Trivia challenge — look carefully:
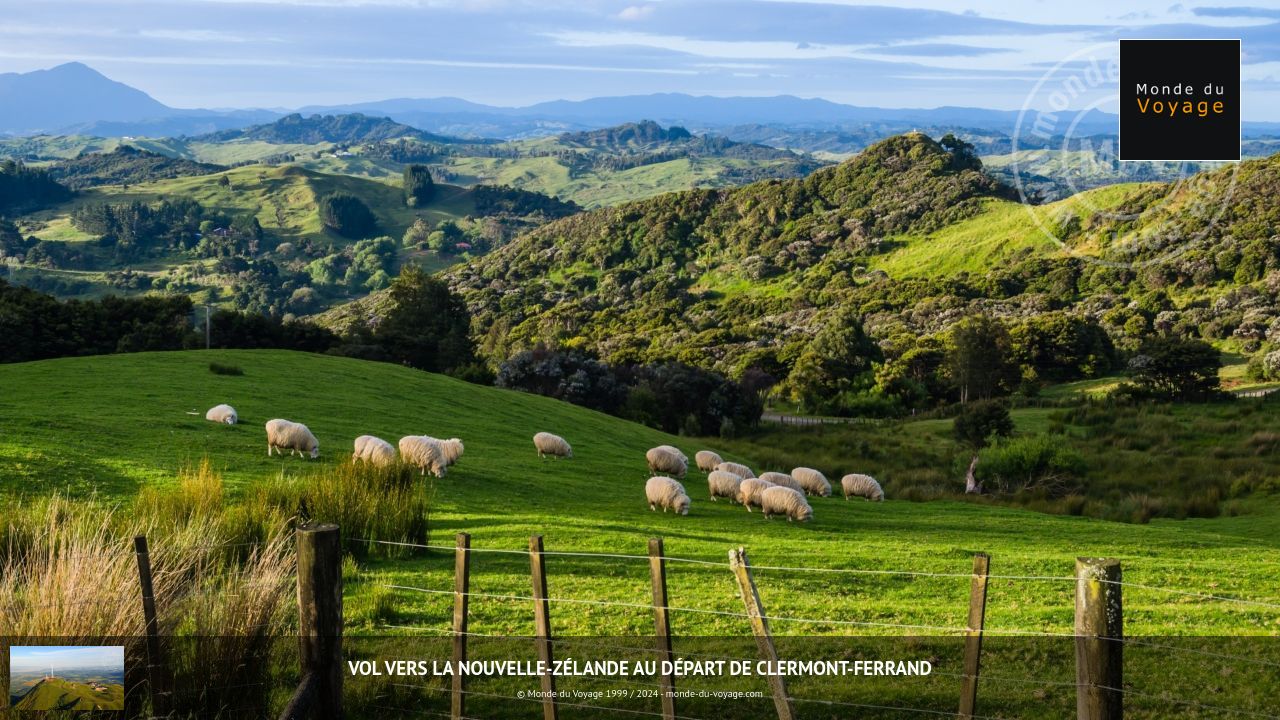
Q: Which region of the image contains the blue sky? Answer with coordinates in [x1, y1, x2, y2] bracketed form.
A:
[10, 645, 124, 672]
[1, 1, 1278, 117]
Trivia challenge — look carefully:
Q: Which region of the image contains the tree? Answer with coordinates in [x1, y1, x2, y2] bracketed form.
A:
[953, 399, 1014, 493]
[403, 164, 434, 207]
[318, 192, 377, 239]
[1127, 336, 1221, 401]
[944, 314, 1020, 403]
[373, 265, 476, 372]
[787, 307, 881, 412]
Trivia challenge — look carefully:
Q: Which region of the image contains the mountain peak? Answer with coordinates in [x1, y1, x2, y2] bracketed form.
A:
[0, 62, 172, 134]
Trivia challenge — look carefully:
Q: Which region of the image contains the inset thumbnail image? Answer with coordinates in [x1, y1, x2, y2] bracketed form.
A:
[8, 646, 125, 711]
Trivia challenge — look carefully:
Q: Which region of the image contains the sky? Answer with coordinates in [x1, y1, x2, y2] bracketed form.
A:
[9, 645, 124, 672]
[1, 0, 1279, 117]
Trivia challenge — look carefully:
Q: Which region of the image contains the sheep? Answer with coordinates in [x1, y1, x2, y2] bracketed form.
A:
[265, 419, 319, 459]
[737, 477, 776, 512]
[841, 473, 885, 502]
[656, 445, 689, 463]
[760, 486, 813, 522]
[716, 461, 756, 479]
[759, 471, 804, 493]
[439, 438, 465, 466]
[533, 432, 573, 459]
[353, 435, 396, 467]
[695, 450, 723, 473]
[707, 470, 743, 503]
[646, 446, 688, 478]
[645, 476, 691, 515]
[399, 435, 449, 477]
[205, 404, 238, 425]
[791, 467, 832, 497]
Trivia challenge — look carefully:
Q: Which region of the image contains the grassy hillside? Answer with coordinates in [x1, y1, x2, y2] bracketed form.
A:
[10, 678, 124, 711]
[1, 349, 1278, 643]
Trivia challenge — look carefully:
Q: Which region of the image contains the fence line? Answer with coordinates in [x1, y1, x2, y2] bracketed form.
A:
[351, 537, 729, 567]
[791, 696, 1003, 719]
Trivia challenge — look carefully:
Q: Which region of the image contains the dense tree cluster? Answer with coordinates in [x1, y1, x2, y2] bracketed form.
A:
[318, 192, 378, 239]
[49, 146, 224, 190]
[0, 160, 72, 215]
[402, 164, 435, 207]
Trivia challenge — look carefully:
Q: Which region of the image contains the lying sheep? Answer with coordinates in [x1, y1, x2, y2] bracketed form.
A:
[791, 467, 832, 497]
[399, 435, 449, 477]
[841, 473, 884, 502]
[533, 432, 573, 459]
[206, 404, 238, 425]
[265, 419, 319, 459]
[716, 461, 756, 479]
[647, 446, 688, 478]
[695, 450, 723, 473]
[737, 477, 776, 512]
[439, 438, 465, 466]
[760, 486, 813, 522]
[645, 476, 691, 516]
[353, 435, 396, 467]
[707, 470, 743, 503]
[759, 471, 804, 493]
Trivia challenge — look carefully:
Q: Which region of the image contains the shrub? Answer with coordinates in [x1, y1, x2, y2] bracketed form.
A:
[209, 361, 244, 376]
[318, 191, 378, 239]
[971, 435, 1087, 496]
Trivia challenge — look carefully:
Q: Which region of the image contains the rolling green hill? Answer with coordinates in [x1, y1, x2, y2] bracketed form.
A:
[1, 348, 1278, 643]
[10, 677, 124, 711]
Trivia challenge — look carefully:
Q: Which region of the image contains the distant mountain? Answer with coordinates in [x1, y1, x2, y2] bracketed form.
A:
[61, 110, 283, 139]
[195, 113, 471, 145]
[0, 63, 172, 134]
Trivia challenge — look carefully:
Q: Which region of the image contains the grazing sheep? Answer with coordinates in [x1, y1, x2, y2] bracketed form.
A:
[399, 435, 449, 477]
[646, 446, 688, 478]
[656, 445, 689, 463]
[353, 435, 396, 467]
[439, 438, 465, 466]
[645, 476, 691, 515]
[791, 467, 832, 497]
[841, 473, 884, 502]
[533, 432, 573, 459]
[759, 471, 804, 493]
[695, 450, 723, 473]
[206, 404, 238, 425]
[737, 477, 776, 512]
[716, 461, 756, 479]
[760, 486, 814, 522]
[707, 470, 743, 503]
[265, 419, 319, 459]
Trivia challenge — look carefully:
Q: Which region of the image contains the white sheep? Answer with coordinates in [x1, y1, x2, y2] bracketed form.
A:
[695, 450, 723, 473]
[791, 467, 832, 497]
[353, 435, 396, 467]
[707, 470, 743, 503]
[716, 461, 756, 479]
[265, 419, 319, 459]
[759, 471, 804, 493]
[737, 477, 776, 512]
[656, 445, 689, 463]
[646, 446, 688, 478]
[439, 438, 465, 466]
[645, 476, 691, 515]
[205, 404, 238, 425]
[399, 435, 449, 477]
[533, 432, 573, 459]
[760, 486, 813, 522]
[841, 473, 884, 502]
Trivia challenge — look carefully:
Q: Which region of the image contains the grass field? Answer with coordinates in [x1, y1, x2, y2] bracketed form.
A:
[3, 350, 1277, 718]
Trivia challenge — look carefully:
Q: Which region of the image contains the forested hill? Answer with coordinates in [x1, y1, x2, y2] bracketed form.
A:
[196, 113, 474, 145]
[49, 146, 225, 189]
[559, 119, 815, 162]
[447, 131, 1280, 414]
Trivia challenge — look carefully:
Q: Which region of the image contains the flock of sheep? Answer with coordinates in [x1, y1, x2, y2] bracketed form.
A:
[641, 446, 883, 523]
[203, 407, 882, 524]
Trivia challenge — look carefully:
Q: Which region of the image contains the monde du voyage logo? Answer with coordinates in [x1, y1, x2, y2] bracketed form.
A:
[1120, 39, 1241, 161]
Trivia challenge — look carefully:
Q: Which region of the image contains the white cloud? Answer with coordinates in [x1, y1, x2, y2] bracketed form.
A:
[618, 5, 653, 21]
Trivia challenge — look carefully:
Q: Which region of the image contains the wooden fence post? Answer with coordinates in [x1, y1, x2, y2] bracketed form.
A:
[648, 538, 677, 720]
[1075, 558, 1122, 720]
[296, 523, 343, 720]
[452, 533, 471, 720]
[134, 535, 169, 717]
[958, 552, 990, 719]
[728, 547, 795, 720]
[529, 535, 558, 720]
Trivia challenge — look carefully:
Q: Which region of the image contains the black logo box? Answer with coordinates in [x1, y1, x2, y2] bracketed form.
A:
[1119, 39, 1241, 162]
